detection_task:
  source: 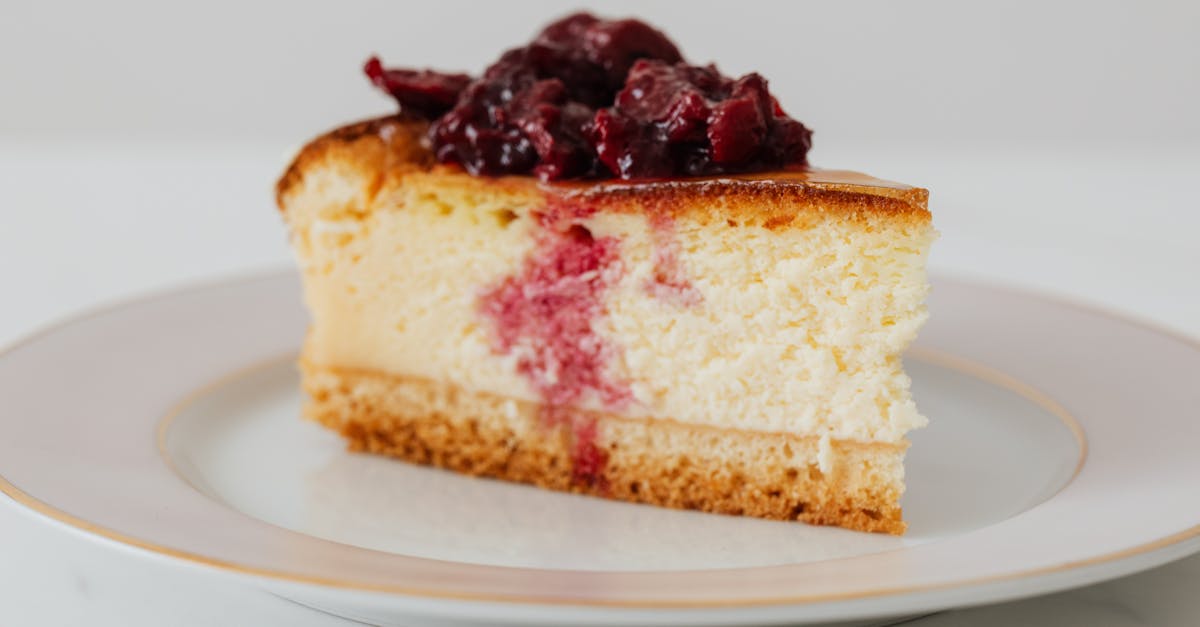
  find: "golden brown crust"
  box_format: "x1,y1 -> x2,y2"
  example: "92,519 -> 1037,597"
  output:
275,114 -> 434,211
275,115 -> 931,225
552,169 -> 930,223
303,362 -> 908,535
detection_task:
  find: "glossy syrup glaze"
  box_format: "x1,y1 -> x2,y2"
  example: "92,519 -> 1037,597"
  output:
549,167 -> 916,194
542,166 -> 930,219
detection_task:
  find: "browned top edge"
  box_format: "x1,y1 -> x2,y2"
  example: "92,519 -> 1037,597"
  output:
553,176 -> 930,221
275,115 -> 931,221
275,114 -> 428,210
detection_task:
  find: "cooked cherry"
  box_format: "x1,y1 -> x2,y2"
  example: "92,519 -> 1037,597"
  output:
362,57 -> 470,118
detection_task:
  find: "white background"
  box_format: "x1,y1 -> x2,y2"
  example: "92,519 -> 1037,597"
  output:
4,0 -> 1199,147
1,1 -> 1198,625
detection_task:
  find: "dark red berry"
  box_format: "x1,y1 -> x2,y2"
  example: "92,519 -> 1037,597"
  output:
362,57 -> 470,118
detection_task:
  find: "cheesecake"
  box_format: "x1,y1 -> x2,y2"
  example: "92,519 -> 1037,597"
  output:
275,13 -> 934,534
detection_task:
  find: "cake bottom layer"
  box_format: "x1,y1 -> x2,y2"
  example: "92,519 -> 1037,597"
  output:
302,363 -> 908,534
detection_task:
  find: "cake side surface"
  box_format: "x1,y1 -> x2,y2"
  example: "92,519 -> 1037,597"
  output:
277,116 -> 934,534
305,363 -> 908,534
280,116 -> 935,442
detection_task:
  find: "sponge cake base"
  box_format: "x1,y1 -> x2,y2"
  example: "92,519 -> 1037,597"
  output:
303,362 -> 907,534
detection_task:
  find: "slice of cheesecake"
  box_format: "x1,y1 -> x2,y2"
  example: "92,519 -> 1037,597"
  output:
276,115 -> 934,534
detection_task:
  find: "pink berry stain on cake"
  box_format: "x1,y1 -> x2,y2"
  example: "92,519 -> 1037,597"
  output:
644,211 -> 702,307
543,194 -> 702,307
478,200 -> 632,488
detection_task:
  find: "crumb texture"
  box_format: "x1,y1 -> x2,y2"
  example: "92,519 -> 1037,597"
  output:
304,364 -> 908,535
283,160 -> 935,442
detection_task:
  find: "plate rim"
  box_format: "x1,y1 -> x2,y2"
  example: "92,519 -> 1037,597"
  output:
2,269 -> 1199,611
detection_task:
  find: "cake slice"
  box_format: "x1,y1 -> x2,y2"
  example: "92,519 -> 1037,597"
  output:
275,13 -> 934,534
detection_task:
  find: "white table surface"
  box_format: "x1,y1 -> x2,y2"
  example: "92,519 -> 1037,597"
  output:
1,140 -> 1198,626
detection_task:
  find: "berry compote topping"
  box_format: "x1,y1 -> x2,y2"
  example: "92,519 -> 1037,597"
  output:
365,12 -> 812,181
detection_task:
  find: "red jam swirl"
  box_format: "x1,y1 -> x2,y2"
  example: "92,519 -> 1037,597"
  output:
365,12 -> 812,181
644,212 -> 702,306
478,207 -> 633,487
478,222 -> 630,409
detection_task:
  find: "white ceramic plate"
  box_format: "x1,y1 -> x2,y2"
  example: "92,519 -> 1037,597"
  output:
1,273 -> 1198,627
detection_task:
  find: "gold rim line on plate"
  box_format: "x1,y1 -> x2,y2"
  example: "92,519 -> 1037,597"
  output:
903,345 -> 1090,494
0,272 -> 1196,607
154,352 -> 297,490
6,466 -> 1199,609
